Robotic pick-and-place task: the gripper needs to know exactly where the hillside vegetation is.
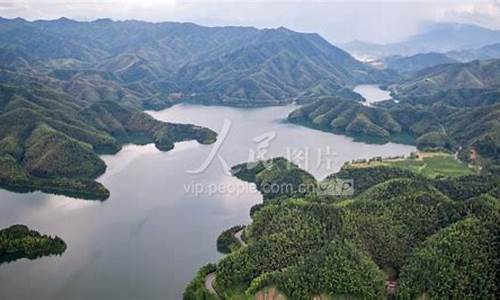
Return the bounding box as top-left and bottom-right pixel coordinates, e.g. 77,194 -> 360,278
344,152 -> 474,178
0,79 -> 216,200
289,59 -> 500,171
0,17 -> 398,199
186,158 -> 500,299
448,43 -> 500,62
0,17 -> 389,108
231,157 -> 317,200
288,97 -> 404,142
398,217 -> 499,299
383,52 -> 457,73
389,59 -> 500,97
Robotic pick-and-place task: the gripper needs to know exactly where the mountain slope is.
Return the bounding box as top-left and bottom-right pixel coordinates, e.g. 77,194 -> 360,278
390,59 -> 500,97
0,17 -> 391,198
289,59 -> 500,168
0,17 -> 387,108
176,28 -> 388,106
0,72 -> 216,200
398,217 -> 499,298
187,158 -> 500,298
447,43 -> 500,62
383,52 -> 457,73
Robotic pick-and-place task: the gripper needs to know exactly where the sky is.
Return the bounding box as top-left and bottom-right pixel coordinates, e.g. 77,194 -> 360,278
1,0 -> 500,43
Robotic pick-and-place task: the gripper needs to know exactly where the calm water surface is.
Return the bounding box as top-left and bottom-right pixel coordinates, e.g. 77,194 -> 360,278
354,84 -> 392,105
0,92 -> 415,299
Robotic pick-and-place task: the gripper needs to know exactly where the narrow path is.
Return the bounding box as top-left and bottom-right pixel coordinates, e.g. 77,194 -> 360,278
454,146 -> 462,160
439,123 -> 447,135
234,227 -> 247,247
204,272 -> 217,296
204,226 -> 248,296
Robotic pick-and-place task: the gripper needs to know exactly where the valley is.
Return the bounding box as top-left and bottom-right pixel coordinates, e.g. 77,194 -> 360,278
0,14 -> 499,300
0,103 -> 415,299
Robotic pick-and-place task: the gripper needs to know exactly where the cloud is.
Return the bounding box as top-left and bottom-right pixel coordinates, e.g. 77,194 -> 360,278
440,0 -> 500,28
0,1 -> 499,43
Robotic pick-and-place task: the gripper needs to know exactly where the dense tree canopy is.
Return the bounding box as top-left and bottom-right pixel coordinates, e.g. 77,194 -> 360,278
0,224 -> 66,264
188,157 -> 500,299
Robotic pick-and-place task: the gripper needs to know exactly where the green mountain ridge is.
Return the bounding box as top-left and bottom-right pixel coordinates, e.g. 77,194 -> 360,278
0,77 -> 216,200
0,17 -> 395,199
176,27 -> 390,106
389,59 -> 500,97
383,52 -> 458,73
289,59 -> 500,171
0,17 -> 389,108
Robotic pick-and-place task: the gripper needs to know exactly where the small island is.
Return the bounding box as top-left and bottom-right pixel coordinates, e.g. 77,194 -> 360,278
0,225 -> 67,264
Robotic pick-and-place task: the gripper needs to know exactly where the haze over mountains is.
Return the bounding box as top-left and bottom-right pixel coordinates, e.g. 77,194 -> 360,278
448,43 -> 500,62
343,22 -> 500,60
382,52 -> 458,73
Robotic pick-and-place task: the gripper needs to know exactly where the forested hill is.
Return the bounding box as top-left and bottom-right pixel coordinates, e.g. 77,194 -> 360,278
0,67 -> 216,200
288,58 -> 500,173
174,27 -> 391,105
0,17 -> 396,199
185,157 -> 500,299
0,17 -> 389,107
447,43 -> 500,62
389,58 -> 500,97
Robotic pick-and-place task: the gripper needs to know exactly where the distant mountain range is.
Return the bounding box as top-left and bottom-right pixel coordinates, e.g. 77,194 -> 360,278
382,52 -> 458,73
447,43 -> 500,62
389,59 -> 500,97
342,22 -> 500,59
0,17 -> 389,107
380,44 -> 500,74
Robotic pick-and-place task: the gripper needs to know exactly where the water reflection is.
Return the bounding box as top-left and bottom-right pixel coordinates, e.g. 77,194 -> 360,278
0,103 -> 415,299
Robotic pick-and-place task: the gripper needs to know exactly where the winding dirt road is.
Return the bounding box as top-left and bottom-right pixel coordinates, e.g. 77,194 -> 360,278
204,272 -> 217,295
234,227 -> 247,247
204,227 -> 247,296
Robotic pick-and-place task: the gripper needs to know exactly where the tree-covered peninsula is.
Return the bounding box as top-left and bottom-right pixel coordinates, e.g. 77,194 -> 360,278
185,156 -> 500,299
0,83 -> 217,200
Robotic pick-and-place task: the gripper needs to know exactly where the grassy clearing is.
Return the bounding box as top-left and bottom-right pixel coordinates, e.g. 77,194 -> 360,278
348,152 -> 474,178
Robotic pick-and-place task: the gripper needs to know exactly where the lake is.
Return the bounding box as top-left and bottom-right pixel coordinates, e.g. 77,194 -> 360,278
0,90 -> 415,299
354,84 -> 392,106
